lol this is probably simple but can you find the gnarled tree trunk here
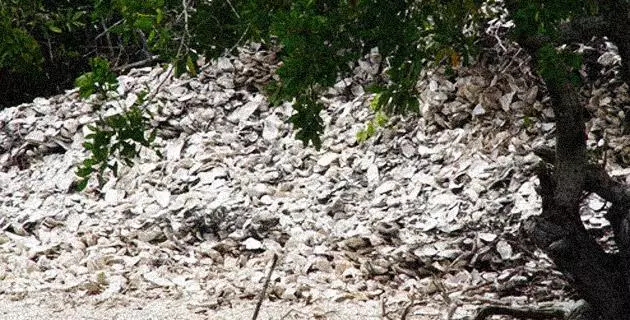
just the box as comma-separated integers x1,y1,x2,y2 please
515,3,630,319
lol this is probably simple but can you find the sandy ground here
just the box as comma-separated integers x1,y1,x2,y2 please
0,292,386,320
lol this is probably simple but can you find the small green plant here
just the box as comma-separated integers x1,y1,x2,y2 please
287,91,325,149
74,57,119,99
75,90,161,191
356,94,390,142
73,55,165,191
522,115,534,129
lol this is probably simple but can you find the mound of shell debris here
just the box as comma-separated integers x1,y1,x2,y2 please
0,41,622,319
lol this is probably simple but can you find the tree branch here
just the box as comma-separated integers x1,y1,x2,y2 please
474,305,565,320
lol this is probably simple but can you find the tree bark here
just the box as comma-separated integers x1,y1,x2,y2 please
599,2,630,132
514,5,630,316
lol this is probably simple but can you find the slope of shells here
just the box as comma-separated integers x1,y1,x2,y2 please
0,38,627,319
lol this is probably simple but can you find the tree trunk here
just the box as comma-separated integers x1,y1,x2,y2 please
514,4,630,317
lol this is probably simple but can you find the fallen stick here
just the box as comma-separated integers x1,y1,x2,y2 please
252,253,279,320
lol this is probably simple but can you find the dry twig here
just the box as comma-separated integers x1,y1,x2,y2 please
252,253,278,320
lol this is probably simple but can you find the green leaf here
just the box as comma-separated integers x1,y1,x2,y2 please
155,8,164,24
48,25,62,33
356,129,367,143
133,14,154,31
76,166,94,177
148,128,157,143
186,54,198,76
375,111,388,126
369,94,381,111
76,179,89,191
366,122,375,137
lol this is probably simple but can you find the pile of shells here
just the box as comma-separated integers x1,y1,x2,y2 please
0,37,626,318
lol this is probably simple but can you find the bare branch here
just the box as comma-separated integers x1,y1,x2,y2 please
252,253,278,320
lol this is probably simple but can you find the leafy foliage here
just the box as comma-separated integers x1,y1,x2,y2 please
0,0,194,108
507,0,599,40
75,90,161,191
288,93,325,149
90,0,199,75
0,17,43,74
506,0,597,89
0,0,95,107
537,44,583,88
75,57,119,98
356,94,389,143
186,0,489,148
